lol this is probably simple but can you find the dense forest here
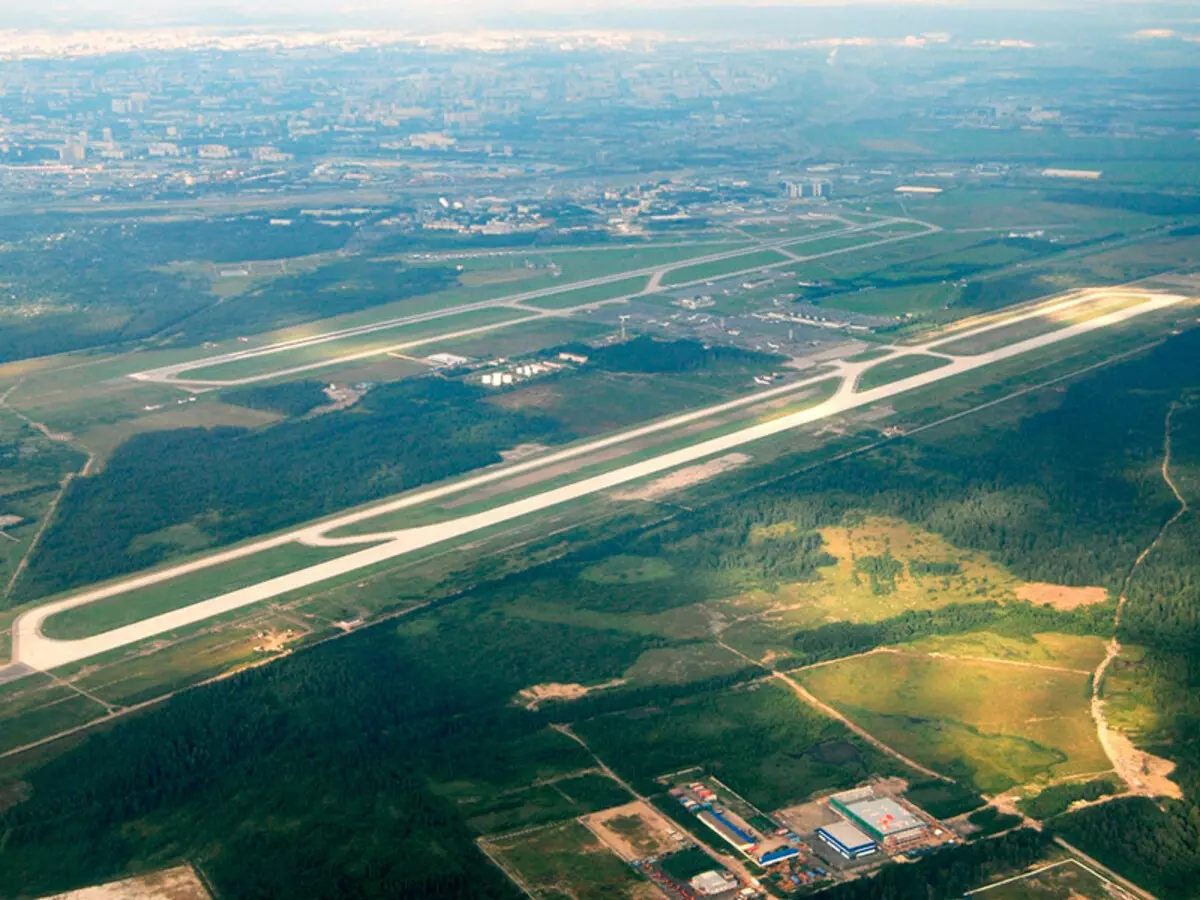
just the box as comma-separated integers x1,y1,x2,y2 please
14,378,569,602
0,600,672,899
0,214,358,361
1,305,1198,896
177,257,457,341
792,601,1113,663
221,381,331,417
558,335,783,374
819,830,1050,900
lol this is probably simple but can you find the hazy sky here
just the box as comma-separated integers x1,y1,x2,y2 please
7,0,1190,33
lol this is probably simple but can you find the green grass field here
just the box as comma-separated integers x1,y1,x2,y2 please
843,347,896,363
433,317,611,361
971,859,1117,900
574,680,904,807
660,249,790,286
856,353,953,391
782,230,894,257
519,275,650,310
39,542,352,640
799,652,1109,792
181,306,533,382
488,821,648,900
825,282,961,318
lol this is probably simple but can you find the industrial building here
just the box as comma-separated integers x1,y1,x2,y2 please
670,782,803,866
696,808,757,851
689,870,739,896
816,821,877,860
830,789,926,845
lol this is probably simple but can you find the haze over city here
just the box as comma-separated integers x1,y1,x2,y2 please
0,3,1197,900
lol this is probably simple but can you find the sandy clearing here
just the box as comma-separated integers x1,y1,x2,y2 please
581,800,688,863
1091,402,1188,801
11,289,1188,672
489,385,561,411
38,865,210,900
611,452,751,501
514,679,626,710
1017,583,1109,610
1096,726,1181,800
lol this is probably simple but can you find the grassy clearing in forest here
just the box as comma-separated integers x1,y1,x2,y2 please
798,652,1108,792
487,820,650,900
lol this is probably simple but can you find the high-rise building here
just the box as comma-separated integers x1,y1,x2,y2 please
60,135,87,165
783,178,832,199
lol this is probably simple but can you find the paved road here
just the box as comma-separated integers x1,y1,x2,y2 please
9,289,1185,671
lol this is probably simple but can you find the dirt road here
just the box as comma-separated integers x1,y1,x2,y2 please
715,640,955,782
1090,401,1188,799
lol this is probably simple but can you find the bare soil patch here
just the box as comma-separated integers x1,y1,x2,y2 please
515,679,626,711
774,799,840,834
1095,714,1182,800
1018,583,1108,610
40,865,210,900
489,384,561,411
582,800,688,862
500,442,550,462
458,268,539,288
612,453,750,502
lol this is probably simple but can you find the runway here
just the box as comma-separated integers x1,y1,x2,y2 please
9,289,1186,672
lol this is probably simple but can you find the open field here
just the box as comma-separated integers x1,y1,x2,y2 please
39,865,212,900
574,680,903,806
968,858,1134,900
856,353,952,391
178,305,536,383
659,248,792,286
39,543,351,641
484,821,652,900
519,275,651,310
716,514,1031,663
798,653,1110,792
897,632,1110,672
0,285,1188,677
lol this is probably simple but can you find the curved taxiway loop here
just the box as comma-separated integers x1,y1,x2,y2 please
9,290,1186,672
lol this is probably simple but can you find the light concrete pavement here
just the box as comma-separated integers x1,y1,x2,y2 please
9,290,1186,672
130,219,935,388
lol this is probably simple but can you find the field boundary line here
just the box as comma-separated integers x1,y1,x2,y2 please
1053,837,1158,900
475,837,538,899
964,858,1072,895
1,379,97,603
